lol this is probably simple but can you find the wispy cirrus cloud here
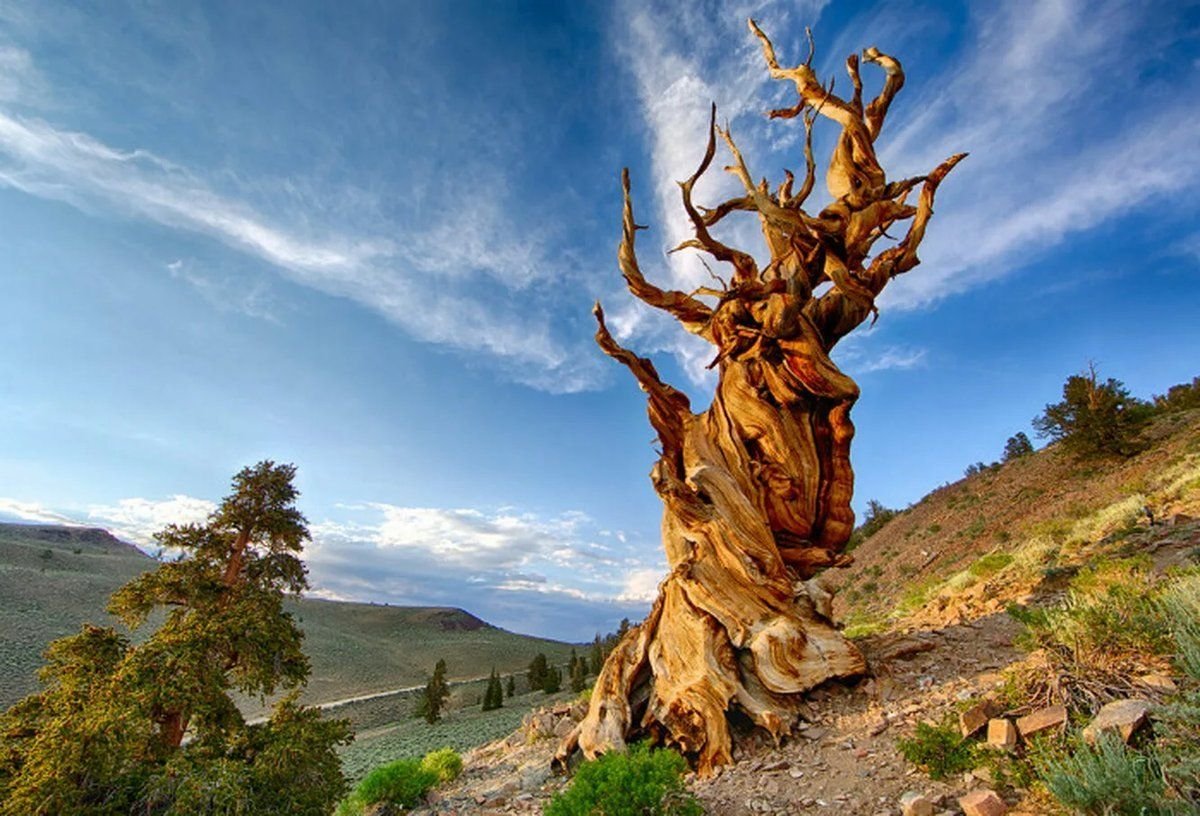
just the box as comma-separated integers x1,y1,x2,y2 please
0,60,603,394
873,0,1200,309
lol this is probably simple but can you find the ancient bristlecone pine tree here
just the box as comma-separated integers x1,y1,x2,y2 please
556,20,964,776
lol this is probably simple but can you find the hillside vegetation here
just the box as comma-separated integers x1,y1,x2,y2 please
0,523,574,712
831,407,1200,635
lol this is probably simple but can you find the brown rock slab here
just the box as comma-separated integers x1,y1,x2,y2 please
1015,705,1066,738
986,718,1017,749
1138,673,1177,694
900,790,935,816
960,788,1007,816
959,701,995,737
1082,699,1152,746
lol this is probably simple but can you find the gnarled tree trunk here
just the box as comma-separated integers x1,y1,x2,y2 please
556,20,963,776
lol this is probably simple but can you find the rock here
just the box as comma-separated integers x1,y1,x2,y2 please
799,726,828,741
1015,705,1066,738
959,701,995,737
553,716,575,738
869,717,890,736
959,788,1007,816
1167,513,1195,526
1082,699,1152,746
520,766,550,790
1138,673,1177,693
900,790,935,816
986,718,1017,749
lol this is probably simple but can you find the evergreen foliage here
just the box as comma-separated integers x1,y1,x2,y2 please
481,668,503,711
505,675,515,699
0,461,351,816
417,659,450,724
527,653,549,692
1153,376,1200,413
896,714,980,781
542,664,562,694
1003,431,1034,460
846,499,899,551
1033,365,1152,457
590,635,604,676
569,651,588,693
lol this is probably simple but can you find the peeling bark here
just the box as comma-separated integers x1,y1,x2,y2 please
557,20,963,776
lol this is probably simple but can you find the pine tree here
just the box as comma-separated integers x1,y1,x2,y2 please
570,655,587,693
1003,431,1034,460
1033,365,1151,457
482,668,503,711
0,461,351,815
527,653,548,692
590,634,604,675
506,675,516,699
542,664,562,694
420,659,450,723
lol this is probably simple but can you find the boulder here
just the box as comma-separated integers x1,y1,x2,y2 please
959,788,1007,816
1015,705,1066,739
900,790,935,816
1082,699,1151,746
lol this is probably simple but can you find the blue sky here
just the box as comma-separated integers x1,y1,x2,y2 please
1,0,1198,641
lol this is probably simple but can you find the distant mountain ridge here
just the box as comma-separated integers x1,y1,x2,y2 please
0,522,574,712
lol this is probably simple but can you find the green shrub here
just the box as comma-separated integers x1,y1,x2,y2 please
420,747,463,784
897,715,980,780
352,758,438,810
968,552,1013,579
1039,735,1172,816
545,743,702,816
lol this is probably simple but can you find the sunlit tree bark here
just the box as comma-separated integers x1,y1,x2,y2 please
556,20,963,776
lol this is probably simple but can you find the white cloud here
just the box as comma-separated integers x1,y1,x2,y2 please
86,494,216,546
617,567,663,603
0,497,79,525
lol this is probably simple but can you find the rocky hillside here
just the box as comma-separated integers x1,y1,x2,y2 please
830,408,1200,633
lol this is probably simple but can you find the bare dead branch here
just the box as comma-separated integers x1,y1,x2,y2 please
862,46,905,140
677,105,760,281
617,169,714,338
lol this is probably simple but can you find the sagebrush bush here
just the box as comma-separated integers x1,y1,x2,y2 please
337,759,438,815
1008,558,1175,710
545,742,702,816
335,747,463,815
419,746,463,784
1039,735,1172,816
896,715,980,780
